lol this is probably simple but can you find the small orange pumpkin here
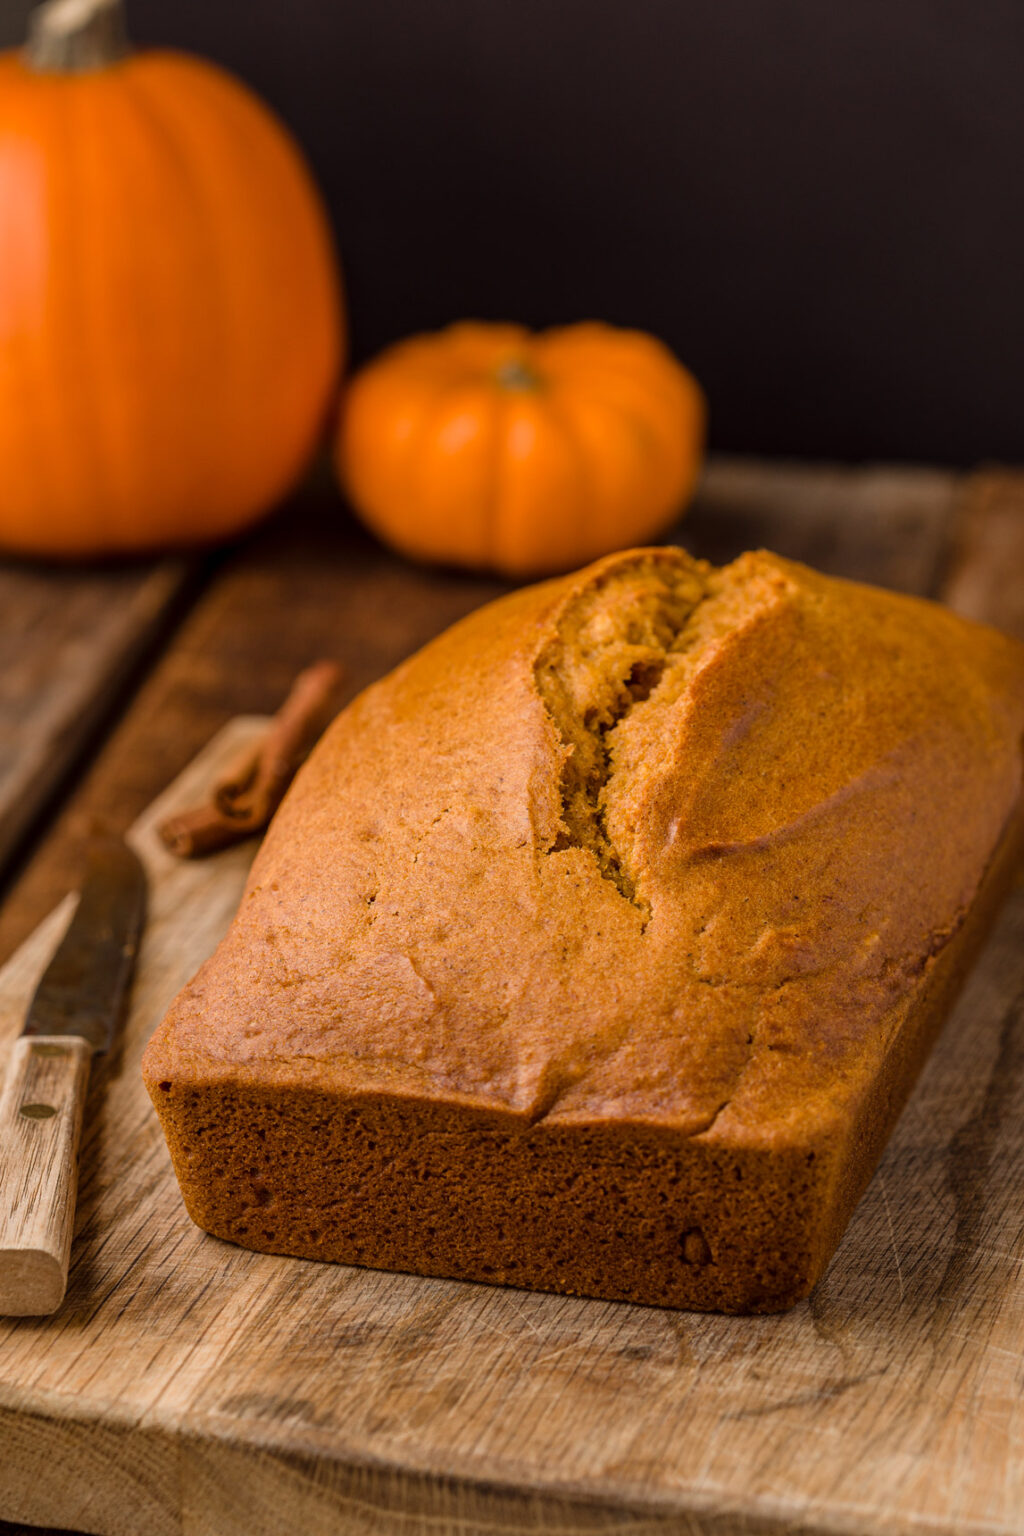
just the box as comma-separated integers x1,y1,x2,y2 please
336,321,705,578
0,0,344,557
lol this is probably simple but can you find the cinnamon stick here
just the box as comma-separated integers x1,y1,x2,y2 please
158,660,345,858
157,804,253,859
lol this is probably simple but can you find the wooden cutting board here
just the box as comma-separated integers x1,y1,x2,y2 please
2,461,1024,1536
1,690,1023,1536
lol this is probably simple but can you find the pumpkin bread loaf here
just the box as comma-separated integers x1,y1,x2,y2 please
143,547,1024,1312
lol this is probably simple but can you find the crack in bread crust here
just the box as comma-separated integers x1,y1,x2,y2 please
533,554,709,914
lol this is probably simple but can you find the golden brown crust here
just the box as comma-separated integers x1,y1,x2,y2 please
143,546,1024,1311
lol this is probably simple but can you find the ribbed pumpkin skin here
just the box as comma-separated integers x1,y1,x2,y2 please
336,322,705,578
0,50,343,556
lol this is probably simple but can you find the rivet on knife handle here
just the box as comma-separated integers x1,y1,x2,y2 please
0,1036,93,1315
0,840,146,1316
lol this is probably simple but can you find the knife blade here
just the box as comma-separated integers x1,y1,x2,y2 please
0,839,146,1316
24,839,146,1052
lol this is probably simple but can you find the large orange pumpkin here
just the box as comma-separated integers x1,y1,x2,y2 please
0,0,344,557
336,321,705,577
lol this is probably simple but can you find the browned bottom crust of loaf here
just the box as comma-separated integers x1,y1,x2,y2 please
148,802,1024,1314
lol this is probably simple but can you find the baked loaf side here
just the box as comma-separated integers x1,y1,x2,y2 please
143,546,1024,1311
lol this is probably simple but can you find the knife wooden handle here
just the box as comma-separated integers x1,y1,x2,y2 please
0,1035,92,1316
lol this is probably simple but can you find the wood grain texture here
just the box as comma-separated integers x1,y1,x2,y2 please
942,468,1024,639
0,558,193,888
689,457,960,592
0,1033,92,1316
0,715,1022,1536
0,458,961,970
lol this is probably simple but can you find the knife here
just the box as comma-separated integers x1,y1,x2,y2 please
0,840,146,1316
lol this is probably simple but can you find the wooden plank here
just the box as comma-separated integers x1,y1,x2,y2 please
0,557,194,888
689,457,960,591
941,468,1024,638
0,697,1021,1536
0,457,960,969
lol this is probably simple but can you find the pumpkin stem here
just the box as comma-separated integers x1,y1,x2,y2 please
495,358,542,392
26,0,130,72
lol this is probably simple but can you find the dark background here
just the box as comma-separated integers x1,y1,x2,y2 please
3,0,1023,465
